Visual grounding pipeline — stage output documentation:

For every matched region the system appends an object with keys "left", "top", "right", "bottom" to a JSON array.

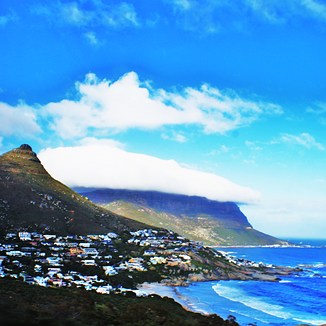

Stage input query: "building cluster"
[
  {"left": 218, "top": 250, "right": 272, "bottom": 268},
  {"left": 0, "top": 228, "right": 205, "bottom": 293}
]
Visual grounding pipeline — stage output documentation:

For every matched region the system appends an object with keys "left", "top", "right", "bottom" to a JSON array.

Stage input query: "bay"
[{"left": 141, "top": 239, "right": 326, "bottom": 326}]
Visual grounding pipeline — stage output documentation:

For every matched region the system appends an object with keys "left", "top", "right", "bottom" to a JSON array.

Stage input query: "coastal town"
[{"left": 0, "top": 228, "right": 275, "bottom": 294}]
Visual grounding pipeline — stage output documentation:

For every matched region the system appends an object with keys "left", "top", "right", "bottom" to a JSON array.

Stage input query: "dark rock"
[{"left": 19, "top": 144, "right": 33, "bottom": 151}]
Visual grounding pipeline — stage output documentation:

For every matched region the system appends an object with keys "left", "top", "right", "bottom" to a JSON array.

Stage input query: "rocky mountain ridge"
[{"left": 77, "top": 188, "right": 287, "bottom": 246}]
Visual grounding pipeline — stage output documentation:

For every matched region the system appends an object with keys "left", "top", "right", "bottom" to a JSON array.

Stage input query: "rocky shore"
[
  {"left": 137, "top": 265, "right": 303, "bottom": 319},
  {"left": 158, "top": 265, "right": 301, "bottom": 286}
]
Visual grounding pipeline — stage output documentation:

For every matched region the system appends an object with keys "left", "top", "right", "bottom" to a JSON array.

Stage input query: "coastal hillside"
[
  {"left": 77, "top": 188, "right": 286, "bottom": 246},
  {"left": 0, "top": 144, "right": 284, "bottom": 285},
  {"left": 0, "top": 144, "right": 293, "bottom": 325},
  {"left": 0, "top": 144, "right": 144, "bottom": 235},
  {"left": 0, "top": 278, "right": 238, "bottom": 326}
]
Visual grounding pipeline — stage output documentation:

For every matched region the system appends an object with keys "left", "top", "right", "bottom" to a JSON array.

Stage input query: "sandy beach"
[{"left": 137, "top": 282, "right": 213, "bottom": 315}]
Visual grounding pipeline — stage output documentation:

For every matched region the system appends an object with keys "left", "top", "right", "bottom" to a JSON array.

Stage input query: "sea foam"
[{"left": 212, "top": 283, "right": 294, "bottom": 320}]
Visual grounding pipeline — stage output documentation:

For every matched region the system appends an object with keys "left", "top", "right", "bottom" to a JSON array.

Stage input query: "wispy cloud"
[
  {"left": 244, "top": 0, "right": 288, "bottom": 24},
  {"left": 0, "top": 102, "right": 41, "bottom": 138},
  {"left": 32, "top": 1, "right": 139, "bottom": 29},
  {"left": 0, "top": 11, "right": 18, "bottom": 27},
  {"left": 207, "top": 145, "right": 231, "bottom": 156},
  {"left": 102, "top": 2, "right": 139, "bottom": 28},
  {"left": 84, "top": 31, "right": 99, "bottom": 46},
  {"left": 42, "top": 71, "right": 282, "bottom": 139},
  {"left": 166, "top": 0, "right": 229, "bottom": 34},
  {"left": 162, "top": 132, "right": 188, "bottom": 143},
  {"left": 307, "top": 105, "right": 326, "bottom": 115},
  {"left": 301, "top": 0, "right": 326, "bottom": 20},
  {"left": 306, "top": 102, "right": 326, "bottom": 125},
  {"left": 279, "top": 132, "right": 325, "bottom": 150},
  {"left": 171, "top": 0, "right": 192, "bottom": 11},
  {"left": 38, "top": 138, "right": 260, "bottom": 203},
  {"left": 247, "top": 0, "right": 326, "bottom": 22},
  {"left": 245, "top": 140, "right": 263, "bottom": 151},
  {"left": 165, "top": 0, "right": 326, "bottom": 34}
]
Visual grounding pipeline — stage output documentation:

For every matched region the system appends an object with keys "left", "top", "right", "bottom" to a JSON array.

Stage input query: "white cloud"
[
  {"left": 242, "top": 198, "right": 326, "bottom": 238},
  {"left": 162, "top": 132, "right": 188, "bottom": 143},
  {"left": 61, "top": 2, "right": 88, "bottom": 26},
  {"left": 33, "top": 1, "right": 139, "bottom": 29},
  {"left": 43, "top": 71, "right": 282, "bottom": 139},
  {"left": 174, "top": 133, "right": 187, "bottom": 143},
  {"left": 38, "top": 139, "right": 260, "bottom": 204},
  {"left": 0, "top": 102, "right": 42, "bottom": 138},
  {"left": 84, "top": 31, "right": 99, "bottom": 46},
  {"left": 280, "top": 132, "right": 325, "bottom": 150}
]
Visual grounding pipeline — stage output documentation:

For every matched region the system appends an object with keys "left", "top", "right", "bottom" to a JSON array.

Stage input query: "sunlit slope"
[{"left": 79, "top": 189, "right": 287, "bottom": 246}]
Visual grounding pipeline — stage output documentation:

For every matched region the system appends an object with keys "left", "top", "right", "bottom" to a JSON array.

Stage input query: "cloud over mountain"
[{"left": 39, "top": 139, "right": 260, "bottom": 204}]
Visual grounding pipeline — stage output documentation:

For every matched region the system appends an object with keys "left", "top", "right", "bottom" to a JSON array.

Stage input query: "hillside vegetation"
[
  {"left": 0, "top": 278, "right": 238, "bottom": 326},
  {"left": 0, "top": 145, "right": 144, "bottom": 235},
  {"left": 79, "top": 189, "right": 286, "bottom": 246}
]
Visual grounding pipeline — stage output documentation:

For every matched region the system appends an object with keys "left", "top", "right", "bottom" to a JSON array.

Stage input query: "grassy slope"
[
  {"left": 0, "top": 146, "right": 144, "bottom": 235},
  {"left": 103, "top": 201, "right": 284, "bottom": 246},
  {"left": 0, "top": 278, "right": 238, "bottom": 326}
]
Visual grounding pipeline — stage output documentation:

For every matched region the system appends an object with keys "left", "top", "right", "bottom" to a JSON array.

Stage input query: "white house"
[
  {"left": 18, "top": 232, "right": 32, "bottom": 241},
  {"left": 103, "top": 266, "right": 118, "bottom": 276},
  {"left": 96, "top": 285, "right": 113, "bottom": 294}
]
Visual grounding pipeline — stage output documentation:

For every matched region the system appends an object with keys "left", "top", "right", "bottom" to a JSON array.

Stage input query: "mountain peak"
[
  {"left": 0, "top": 145, "right": 144, "bottom": 235},
  {"left": 19, "top": 144, "right": 33, "bottom": 151},
  {"left": 12, "top": 144, "right": 40, "bottom": 163},
  {"left": 0, "top": 144, "right": 43, "bottom": 174}
]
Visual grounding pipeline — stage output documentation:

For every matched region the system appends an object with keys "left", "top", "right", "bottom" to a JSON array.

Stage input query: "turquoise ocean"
[{"left": 173, "top": 239, "right": 326, "bottom": 325}]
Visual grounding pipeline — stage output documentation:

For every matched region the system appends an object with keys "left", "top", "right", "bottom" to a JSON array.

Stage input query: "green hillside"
[
  {"left": 0, "top": 278, "right": 238, "bottom": 326},
  {"left": 103, "top": 200, "right": 286, "bottom": 246}
]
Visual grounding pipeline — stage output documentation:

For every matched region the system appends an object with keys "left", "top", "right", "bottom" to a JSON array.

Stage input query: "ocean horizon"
[{"left": 140, "top": 238, "right": 326, "bottom": 326}]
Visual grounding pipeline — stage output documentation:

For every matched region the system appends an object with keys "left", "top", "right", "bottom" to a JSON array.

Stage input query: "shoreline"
[
  {"left": 137, "top": 282, "right": 213, "bottom": 316},
  {"left": 136, "top": 263, "right": 300, "bottom": 314},
  {"left": 135, "top": 245, "right": 326, "bottom": 326},
  {"left": 135, "top": 263, "right": 307, "bottom": 316},
  {"left": 210, "top": 244, "right": 326, "bottom": 249}
]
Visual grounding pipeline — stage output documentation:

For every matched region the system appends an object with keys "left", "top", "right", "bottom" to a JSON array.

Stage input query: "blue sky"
[{"left": 1, "top": 0, "right": 326, "bottom": 238}]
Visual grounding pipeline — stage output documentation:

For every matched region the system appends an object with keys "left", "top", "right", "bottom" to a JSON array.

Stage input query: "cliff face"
[
  {"left": 78, "top": 188, "right": 285, "bottom": 246},
  {"left": 78, "top": 189, "right": 251, "bottom": 229},
  {"left": 0, "top": 145, "right": 143, "bottom": 235}
]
